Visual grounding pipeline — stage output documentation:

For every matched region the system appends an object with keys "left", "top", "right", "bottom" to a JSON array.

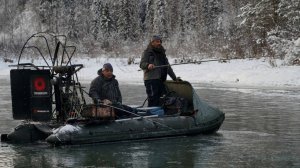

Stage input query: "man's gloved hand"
[
  {"left": 103, "top": 99, "right": 112, "bottom": 105},
  {"left": 175, "top": 77, "right": 183, "bottom": 81},
  {"left": 148, "top": 64, "right": 155, "bottom": 70}
]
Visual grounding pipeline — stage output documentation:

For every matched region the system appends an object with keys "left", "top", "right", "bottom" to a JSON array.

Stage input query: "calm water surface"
[{"left": 0, "top": 78, "right": 300, "bottom": 168}]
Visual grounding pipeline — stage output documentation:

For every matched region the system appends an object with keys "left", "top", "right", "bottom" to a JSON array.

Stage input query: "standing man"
[{"left": 140, "top": 35, "right": 180, "bottom": 107}]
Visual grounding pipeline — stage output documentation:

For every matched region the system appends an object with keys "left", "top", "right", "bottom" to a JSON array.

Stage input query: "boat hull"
[
  {"left": 46, "top": 113, "right": 225, "bottom": 145},
  {"left": 4, "top": 122, "right": 59, "bottom": 143}
]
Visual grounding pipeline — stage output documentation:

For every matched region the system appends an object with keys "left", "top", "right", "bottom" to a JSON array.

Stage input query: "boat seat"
[{"left": 163, "top": 81, "right": 194, "bottom": 114}]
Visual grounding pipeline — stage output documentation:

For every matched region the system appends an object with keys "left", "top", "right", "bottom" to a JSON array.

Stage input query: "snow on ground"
[{"left": 1, "top": 57, "right": 300, "bottom": 90}]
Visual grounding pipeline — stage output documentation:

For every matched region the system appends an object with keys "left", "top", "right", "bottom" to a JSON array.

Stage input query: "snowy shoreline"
[{"left": 1, "top": 57, "right": 300, "bottom": 91}]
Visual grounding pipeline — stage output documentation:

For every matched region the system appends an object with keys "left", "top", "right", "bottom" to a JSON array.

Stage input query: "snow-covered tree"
[
  {"left": 115, "top": 0, "right": 141, "bottom": 41},
  {"left": 99, "top": 3, "right": 114, "bottom": 39},
  {"left": 267, "top": 0, "right": 300, "bottom": 64},
  {"left": 90, "top": 0, "right": 103, "bottom": 41},
  {"left": 237, "top": 0, "right": 279, "bottom": 57}
]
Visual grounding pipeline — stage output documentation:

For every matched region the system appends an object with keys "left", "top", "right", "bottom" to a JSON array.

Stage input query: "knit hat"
[
  {"left": 151, "top": 35, "right": 162, "bottom": 42},
  {"left": 102, "top": 63, "right": 113, "bottom": 71}
]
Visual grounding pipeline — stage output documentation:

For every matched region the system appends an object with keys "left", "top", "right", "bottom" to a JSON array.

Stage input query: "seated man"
[{"left": 89, "top": 63, "right": 135, "bottom": 118}]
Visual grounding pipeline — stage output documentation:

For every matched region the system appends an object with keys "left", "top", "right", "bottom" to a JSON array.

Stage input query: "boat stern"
[{"left": 6, "top": 122, "right": 49, "bottom": 143}]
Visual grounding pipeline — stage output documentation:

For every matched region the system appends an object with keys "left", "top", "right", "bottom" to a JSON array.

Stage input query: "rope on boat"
[{"left": 98, "top": 103, "right": 177, "bottom": 132}]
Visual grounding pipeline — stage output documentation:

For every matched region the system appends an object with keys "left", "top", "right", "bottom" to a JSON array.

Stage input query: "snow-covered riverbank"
[{"left": 1, "top": 57, "right": 300, "bottom": 90}]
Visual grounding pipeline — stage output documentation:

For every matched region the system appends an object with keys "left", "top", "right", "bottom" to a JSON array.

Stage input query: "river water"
[{"left": 0, "top": 78, "right": 300, "bottom": 168}]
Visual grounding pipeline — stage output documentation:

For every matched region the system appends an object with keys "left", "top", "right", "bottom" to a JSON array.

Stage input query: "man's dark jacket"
[
  {"left": 140, "top": 46, "right": 176, "bottom": 81},
  {"left": 89, "top": 69, "right": 122, "bottom": 104}
]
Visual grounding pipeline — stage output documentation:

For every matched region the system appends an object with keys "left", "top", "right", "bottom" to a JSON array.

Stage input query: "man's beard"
[{"left": 153, "top": 45, "right": 165, "bottom": 53}]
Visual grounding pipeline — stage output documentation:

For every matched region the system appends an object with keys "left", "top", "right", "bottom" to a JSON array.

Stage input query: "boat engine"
[{"left": 10, "top": 68, "right": 52, "bottom": 121}]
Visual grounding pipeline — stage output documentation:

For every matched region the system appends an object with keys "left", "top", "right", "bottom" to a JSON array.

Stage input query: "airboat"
[{"left": 0, "top": 32, "right": 225, "bottom": 145}]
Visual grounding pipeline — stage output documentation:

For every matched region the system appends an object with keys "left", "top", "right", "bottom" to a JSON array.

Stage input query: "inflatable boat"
[{"left": 1, "top": 33, "right": 225, "bottom": 145}]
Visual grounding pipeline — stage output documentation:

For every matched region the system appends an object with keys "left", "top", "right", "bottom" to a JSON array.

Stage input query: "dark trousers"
[{"left": 144, "top": 79, "right": 166, "bottom": 107}]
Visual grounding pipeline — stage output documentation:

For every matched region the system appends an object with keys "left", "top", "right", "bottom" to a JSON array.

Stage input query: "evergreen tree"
[
  {"left": 115, "top": 0, "right": 140, "bottom": 41},
  {"left": 144, "top": 0, "right": 155, "bottom": 37},
  {"left": 100, "top": 3, "right": 114, "bottom": 39},
  {"left": 267, "top": 0, "right": 300, "bottom": 62},
  {"left": 153, "top": 0, "right": 168, "bottom": 38},
  {"left": 91, "top": 0, "right": 102, "bottom": 41}
]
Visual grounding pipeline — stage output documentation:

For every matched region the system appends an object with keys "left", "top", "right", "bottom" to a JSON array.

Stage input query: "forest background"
[{"left": 0, "top": 0, "right": 299, "bottom": 65}]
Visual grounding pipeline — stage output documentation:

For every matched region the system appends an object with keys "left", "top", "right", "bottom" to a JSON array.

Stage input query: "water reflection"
[{"left": 8, "top": 135, "right": 225, "bottom": 168}]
